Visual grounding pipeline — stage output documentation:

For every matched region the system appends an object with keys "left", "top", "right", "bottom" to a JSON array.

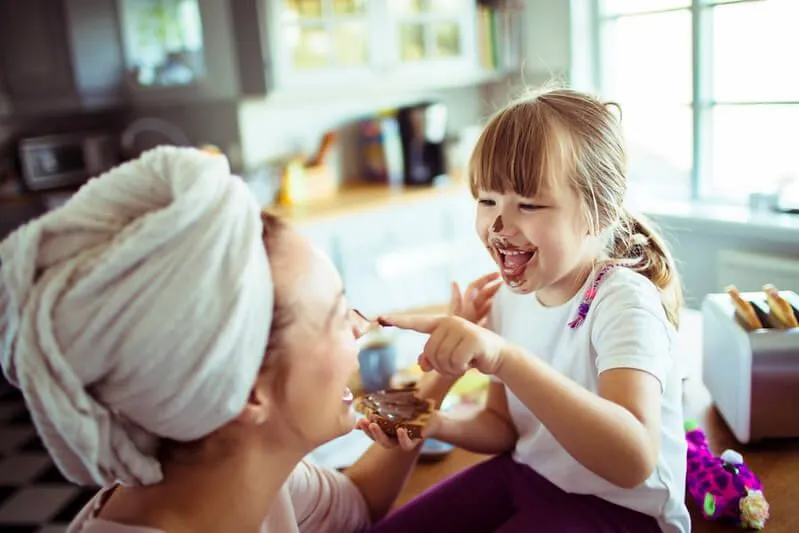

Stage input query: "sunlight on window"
[
  {"left": 121, "top": 0, "right": 204, "bottom": 87},
  {"left": 601, "top": 9, "right": 693, "bottom": 200},
  {"left": 713, "top": 0, "right": 799, "bottom": 103},
  {"left": 602, "top": 0, "right": 689, "bottom": 16},
  {"left": 621, "top": 104, "right": 693, "bottom": 201},
  {"left": 706, "top": 105, "right": 799, "bottom": 201},
  {"left": 601, "top": 10, "right": 692, "bottom": 104}
]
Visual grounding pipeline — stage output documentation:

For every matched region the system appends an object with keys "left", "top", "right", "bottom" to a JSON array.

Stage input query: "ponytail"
[{"left": 610, "top": 209, "right": 683, "bottom": 329}]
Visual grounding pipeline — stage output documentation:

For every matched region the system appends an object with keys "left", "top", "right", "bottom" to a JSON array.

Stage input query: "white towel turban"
[{"left": 0, "top": 146, "right": 273, "bottom": 487}]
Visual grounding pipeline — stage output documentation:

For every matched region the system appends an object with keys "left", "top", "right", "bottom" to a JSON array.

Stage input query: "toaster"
[{"left": 701, "top": 289, "right": 799, "bottom": 443}]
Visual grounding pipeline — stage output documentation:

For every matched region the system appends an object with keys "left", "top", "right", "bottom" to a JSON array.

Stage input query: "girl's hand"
[
  {"left": 378, "top": 314, "right": 509, "bottom": 377},
  {"left": 449, "top": 272, "right": 502, "bottom": 326},
  {"left": 355, "top": 413, "right": 443, "bottom": 451}
]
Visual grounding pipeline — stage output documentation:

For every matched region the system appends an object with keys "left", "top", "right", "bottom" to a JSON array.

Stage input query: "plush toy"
[{"left": 685, "top": 420, "right": 770, "bottom": 529}]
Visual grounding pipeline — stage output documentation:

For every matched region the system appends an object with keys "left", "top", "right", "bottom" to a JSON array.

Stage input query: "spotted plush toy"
[{"left": 685, "top": 420, "right": 770, "bottom": 529}]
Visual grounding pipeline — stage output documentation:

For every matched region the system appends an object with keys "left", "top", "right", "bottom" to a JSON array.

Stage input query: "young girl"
[{"left": 368, "top": 88, "right": 690, "bottom": 533}]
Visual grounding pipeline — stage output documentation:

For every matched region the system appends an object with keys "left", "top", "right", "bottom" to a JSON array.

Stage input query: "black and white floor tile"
[{"left": 0, "top": 378, "right": 98, "bottom": 532}]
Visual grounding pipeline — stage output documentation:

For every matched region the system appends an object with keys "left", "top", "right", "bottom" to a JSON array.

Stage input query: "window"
[
  {"left": 598, "top": 0, "right": 798, "bottom": 204},
  {"left": 120, "top": 0, "right": 205, "bottom": 87}
]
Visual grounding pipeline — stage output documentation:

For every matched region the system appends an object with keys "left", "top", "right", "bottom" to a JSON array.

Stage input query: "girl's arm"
[
  {"left": 430, "top": 381, "right": 517, "bottom": 454},
  {"left": 496, "top": 347, "right": 662, "bottom": 489},
  {"left": 379, "top": 281, "right": 670, "bottom": 491}
]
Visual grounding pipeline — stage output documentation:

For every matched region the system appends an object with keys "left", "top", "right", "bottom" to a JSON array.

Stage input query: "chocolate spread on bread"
[
  {"left": 359, "top": 389, "right": 431, "bottom": 422},
  {"left": 355, "top": 388, "right": 434, "bottom": 439}
]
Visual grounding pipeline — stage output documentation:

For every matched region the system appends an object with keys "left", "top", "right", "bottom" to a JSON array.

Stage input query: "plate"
[{"left": 420, "top": 438, "right": 454, "bottom": 462}]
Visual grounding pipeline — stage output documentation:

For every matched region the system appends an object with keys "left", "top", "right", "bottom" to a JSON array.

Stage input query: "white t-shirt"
[{"left": 490, "top": 267, "right": 690, "bottom": 533}]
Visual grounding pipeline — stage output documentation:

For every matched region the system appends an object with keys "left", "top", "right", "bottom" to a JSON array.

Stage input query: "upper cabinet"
[
  {"left": 0, "top": 0, "right": 126, "bottom": 115},
  {"left": 262, "top": 0, "right": 513, "bottom": 94},
  {"left": 0, "top": 0, "right": 523, "bottom": 115}
]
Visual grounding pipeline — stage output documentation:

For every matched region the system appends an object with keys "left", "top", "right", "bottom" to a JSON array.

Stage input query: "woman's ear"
[{"left": 237, "top": 380, "right": 272, "bottom": 426}]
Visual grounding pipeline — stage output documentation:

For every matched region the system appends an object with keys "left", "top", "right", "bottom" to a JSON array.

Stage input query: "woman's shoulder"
[{"left": 67, "top": 486, "right": 162, "bottom": 533}]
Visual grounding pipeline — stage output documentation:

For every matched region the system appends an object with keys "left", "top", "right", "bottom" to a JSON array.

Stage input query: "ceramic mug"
[{"left": 357, "top": 329, "right": 397, "bottom": 393}]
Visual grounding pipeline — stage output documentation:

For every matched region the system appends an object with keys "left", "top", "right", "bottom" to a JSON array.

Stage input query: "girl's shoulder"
[
  {"left": 595, "top": 266, "right": 663, "bottom": 306},
  {"left": 586, "top": 266, "right": 674, "bottom": 334}
]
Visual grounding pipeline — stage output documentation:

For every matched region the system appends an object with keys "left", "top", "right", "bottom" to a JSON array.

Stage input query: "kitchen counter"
[{"left": 266, "top": 179, "right": 472, "bottom": 224}]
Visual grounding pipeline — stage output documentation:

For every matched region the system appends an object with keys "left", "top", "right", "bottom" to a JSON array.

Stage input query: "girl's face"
[
  {"left": 263, "top": 229, "right": 365, "bottom": 450},
  {"left": 475, "top": 181, "right": 598, "bottom": 306}
]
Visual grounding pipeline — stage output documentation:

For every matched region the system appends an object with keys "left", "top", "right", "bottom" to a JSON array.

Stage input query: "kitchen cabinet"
[
  {"left": 292, "top": 188, "right": 494, "bottom": 317},
  {"left": 265, "top": 0, "right": 376, "bottom": 90},
  {"left": 0, "top": 0, "right": 126, "bottom": 115},
  {"left": 0, "top": 67, "right": 10, "bottom": 118},
  {"left": 232, "top": 0, "right": 510, "bottom": 96},
  {"left": 383, "top": 0, "right": 479, "bottom": 82}
]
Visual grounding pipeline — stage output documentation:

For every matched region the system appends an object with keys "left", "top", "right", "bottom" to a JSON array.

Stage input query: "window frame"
[{"left": 594, "top": 0, "right": 798, "bottom": 204}]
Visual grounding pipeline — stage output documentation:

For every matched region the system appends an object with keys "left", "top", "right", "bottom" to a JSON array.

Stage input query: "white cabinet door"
[
  {"left": 442, "top": 192, "right": 496, "bottom": 288},
  {"left": 336, "top": 200, "right": 452, "bottom": 316},
  {"left": 382, "top": 0, "right": 479, "bottom": 84},
  {"left": 296, "top": 219, "right": 338, "bottom": 267},
  {"left": 266, "top": 0, "right": 380, "bottom": 91}
]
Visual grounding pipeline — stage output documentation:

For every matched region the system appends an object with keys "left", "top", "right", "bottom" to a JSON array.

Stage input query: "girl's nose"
[
  {"left": 490, "top": 212, "right": 518, "bottom": 237},
  {"left": 492, "top": 215, "right": 504, "bottom": 233}
]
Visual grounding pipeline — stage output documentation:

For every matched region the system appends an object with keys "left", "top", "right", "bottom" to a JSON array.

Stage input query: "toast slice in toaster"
[
  {"left": 726, "top": 285, "right": 763, "bottom": 331},
  {"left": 763, "top": 284, "right": 799, "bottom": 328}
]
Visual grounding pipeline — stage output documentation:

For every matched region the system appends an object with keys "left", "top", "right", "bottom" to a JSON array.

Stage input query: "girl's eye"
[
  {"left": 478, "top": 198, "right": 496, "bottom": 206},
  {"left": 519, "top": 203, "right": 540, "bottom": 211}
]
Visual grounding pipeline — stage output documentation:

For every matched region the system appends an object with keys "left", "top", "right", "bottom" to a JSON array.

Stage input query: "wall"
[
  {"left": 524, "top": 0, "right": 572, "bottom": 79},
  {"left": 647, "top": 212, "right": 799, "bottom": 308},
  {"left": 123, "top": 100, "right": 242, "bottom": 169},
  {"left": 237, "top": 84, "right": 492, "bottom": 172}
]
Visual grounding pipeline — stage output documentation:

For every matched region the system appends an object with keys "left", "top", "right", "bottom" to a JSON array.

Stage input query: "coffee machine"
[{"left": 396, "top": 101, "right": 448, "bottom": 186}]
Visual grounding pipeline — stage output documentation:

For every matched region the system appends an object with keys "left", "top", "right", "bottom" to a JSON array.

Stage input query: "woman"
[{"left": 0, "top": 147, "right": 495, "bottom": 533}]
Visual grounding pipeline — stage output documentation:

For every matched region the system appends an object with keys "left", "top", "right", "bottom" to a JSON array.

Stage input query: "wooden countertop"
[{"left": 266, "top": 179, "right": 472, "bottom": 224}]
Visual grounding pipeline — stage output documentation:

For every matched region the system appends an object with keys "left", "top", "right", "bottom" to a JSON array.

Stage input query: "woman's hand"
[
  {"left": 449, "top": 272, "right": 502, "bottom": 326},
  {"left": 355, "top": 413, "right": 443, "bottom": 451},
  {"left": 378, "top": 314, "right": 510, "bottom": 377}
]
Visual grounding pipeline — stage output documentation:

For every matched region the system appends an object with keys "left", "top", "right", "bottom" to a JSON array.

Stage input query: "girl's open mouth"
[{"left": 496, "top": 247, "right": 537, "bottom": 277}]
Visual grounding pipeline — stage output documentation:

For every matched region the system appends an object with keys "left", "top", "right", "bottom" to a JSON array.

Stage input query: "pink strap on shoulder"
[{"left": 568, "top": 264, "right": 623, "bottom": 329}]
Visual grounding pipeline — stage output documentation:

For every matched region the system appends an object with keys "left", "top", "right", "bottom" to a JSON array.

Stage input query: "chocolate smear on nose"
[{"left": 492, "top": 215, "right": 503, "bottom": 233}]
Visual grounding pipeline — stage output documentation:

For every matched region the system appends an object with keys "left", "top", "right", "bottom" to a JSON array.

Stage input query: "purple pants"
[{"left": 369, "top": 453, "right": 661, "bottom": 533}]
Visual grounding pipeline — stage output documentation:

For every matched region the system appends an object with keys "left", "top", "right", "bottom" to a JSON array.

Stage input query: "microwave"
[{"left": 18, "top": 132, "right": 119, "bottom": 191}]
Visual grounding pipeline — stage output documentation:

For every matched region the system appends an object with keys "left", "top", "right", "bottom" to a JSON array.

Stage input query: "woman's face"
[{"left": 266, "top": 229, "right": 364, "bottom": 449}]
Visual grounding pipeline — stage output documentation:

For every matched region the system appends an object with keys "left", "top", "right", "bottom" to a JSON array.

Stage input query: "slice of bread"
[
  {"left": 354, "top": 388, "right": 435, "bottom": 440},
  {"left": 726, "top": 285, "right": 763, "bottom": 331},
  {"left": 763, "top": 284, "right": 799, "bottom": 328}
]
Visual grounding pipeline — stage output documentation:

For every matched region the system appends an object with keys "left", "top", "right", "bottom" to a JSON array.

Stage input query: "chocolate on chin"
[{"left": 354, "top": 388, "right": 434, "bottom": 440}]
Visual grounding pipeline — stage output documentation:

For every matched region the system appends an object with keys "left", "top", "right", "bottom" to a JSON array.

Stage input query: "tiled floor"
[{"left": 0, "top": 378, "right": 98, "bottom": 532}]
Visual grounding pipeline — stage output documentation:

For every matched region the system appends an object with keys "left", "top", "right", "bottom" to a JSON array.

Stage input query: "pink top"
[{"left": 67, "top": 460, "right": 371, "bottom": 533}]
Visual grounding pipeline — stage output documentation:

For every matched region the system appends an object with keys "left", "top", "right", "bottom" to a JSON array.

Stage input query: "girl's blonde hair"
[{"left": 469, "top": 87, "right": 683, "bottom": 329}]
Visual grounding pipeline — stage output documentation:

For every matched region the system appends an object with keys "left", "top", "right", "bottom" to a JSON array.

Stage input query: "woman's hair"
[
  {"left": 159, "top": 211, "right": 293, "bottom": 463},
  {"left": 469, "top": 87, "right": 683, "bottom": 329}
]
